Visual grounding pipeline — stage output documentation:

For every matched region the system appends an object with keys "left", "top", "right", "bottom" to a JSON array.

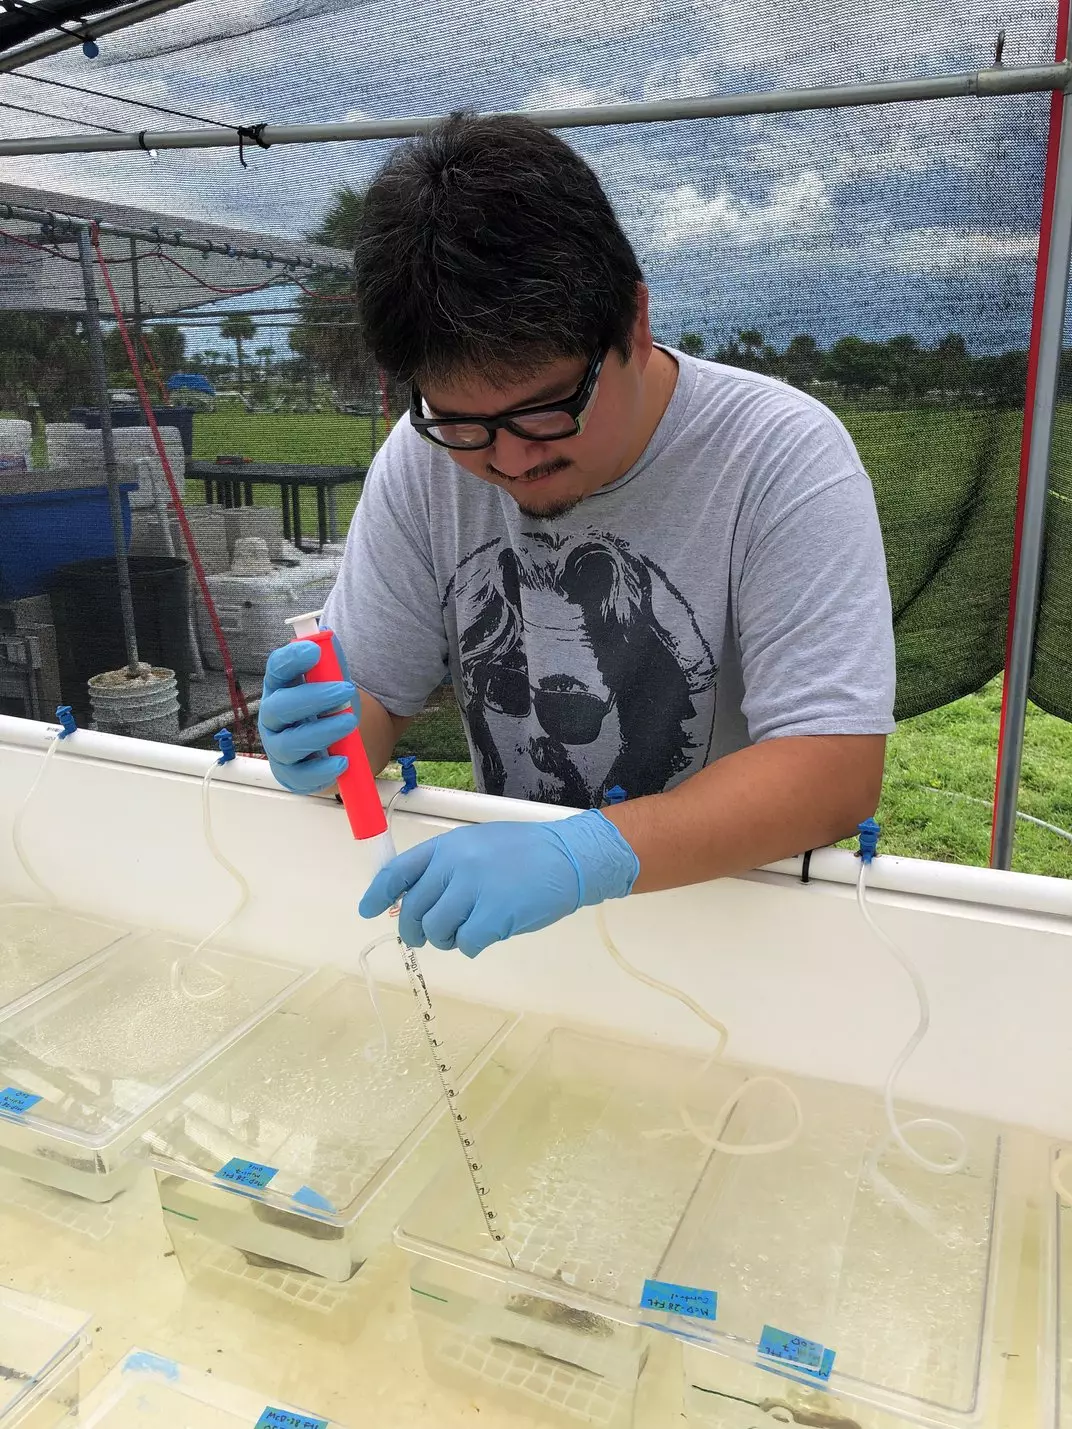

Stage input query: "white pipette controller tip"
[{"left": 285, "top": 609, "right": 325, "bottom": 639}]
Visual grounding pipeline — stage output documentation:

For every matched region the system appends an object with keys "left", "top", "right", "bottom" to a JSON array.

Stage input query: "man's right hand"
[{"left": 258, "top": 640, "right": 360, "bottom": 795}]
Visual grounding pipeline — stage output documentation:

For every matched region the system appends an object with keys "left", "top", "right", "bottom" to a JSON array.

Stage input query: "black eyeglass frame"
[{"left": 409, "top": 345, "right": 609, "bottom": 451}]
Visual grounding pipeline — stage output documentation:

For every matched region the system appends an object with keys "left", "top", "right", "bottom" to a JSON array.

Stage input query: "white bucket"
[
  {"left": 229, "top": 536, "right": 273, "bottom": 576},
  {"left": 88, "top": 664, "right": 180, "bottom": 743},
  {"left": 0, "top": 419, "right": 32, "bottom": 471}
]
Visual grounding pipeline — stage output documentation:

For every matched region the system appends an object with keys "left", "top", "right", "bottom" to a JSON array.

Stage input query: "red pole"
[
  {"left": 92, "top": 226, "right": 254, "bottom": 749},
  {"left": 990, "top": 0, "right": 1071, "bottom": 863}
]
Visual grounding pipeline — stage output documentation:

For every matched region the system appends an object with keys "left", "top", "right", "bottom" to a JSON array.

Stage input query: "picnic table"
[{"left": 187, "top": 460, "right": 365, "bottom": 551}]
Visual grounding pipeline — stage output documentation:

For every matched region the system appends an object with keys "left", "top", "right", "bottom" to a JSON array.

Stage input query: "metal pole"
[
  {"left": 0, "top": 202, "right": 350, "bottom": 276},
  {"left": 0, "top": 0, "right": 201, "bottom": 72},
  {"left": 991, "top": 87, "right": 1072, "bottom": 867},
  {"left": 0, "top": 61, "right": 1067, "bottom": 157},
  {"left": 77, "top": 228, "right": 141, "bottom": 677}
]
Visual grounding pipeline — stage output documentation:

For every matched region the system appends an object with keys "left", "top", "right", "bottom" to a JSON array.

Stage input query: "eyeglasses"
[
  {"left": 481, "top": 665, "right": 615, "bottom": 746},
  {"left": 410, "top": 346, "right": 608, "bottom": 452}
]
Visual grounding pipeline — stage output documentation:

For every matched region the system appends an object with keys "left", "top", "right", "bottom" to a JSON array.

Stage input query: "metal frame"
[
  {"left": 76, "top": 226, "right": 141, "bottom": 676},
  {"left": 0, "top": 59, "right": 1066, "bottom": 156},
  {"left": 0, "top": 198, "right": 351, "bottom": 275},
  {"left": 0, "top": 0, "right": 201, "bottom": 74},
  {"left": 2, "top": 200, "right": 350, "bottom": 707},
  {"left": 2, "top": 52, "right": 1069, "bottom": 852}
]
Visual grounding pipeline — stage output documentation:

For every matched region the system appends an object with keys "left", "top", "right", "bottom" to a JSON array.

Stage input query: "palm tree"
[
  {"left": 219, "top": 314, "right": 257, "bottom": 392},
  {"left": 291, "top": 188, "right": 376, "bottom": 406},
  {"left": 255, "top": 345, "right": 273, "bottom": 384}
]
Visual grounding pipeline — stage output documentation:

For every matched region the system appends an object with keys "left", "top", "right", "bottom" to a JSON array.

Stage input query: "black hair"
[{"left": 354, "top": 110, "right": 645, "bottom": 387}]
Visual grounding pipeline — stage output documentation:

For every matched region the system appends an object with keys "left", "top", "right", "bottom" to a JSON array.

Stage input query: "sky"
[{"left": 0, "top": 0, "right": 1063, "bottom": 356}]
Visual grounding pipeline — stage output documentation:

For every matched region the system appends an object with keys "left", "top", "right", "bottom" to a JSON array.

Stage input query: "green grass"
[{"left": 191, "top": 412, "right": 380, "bottom": 536}]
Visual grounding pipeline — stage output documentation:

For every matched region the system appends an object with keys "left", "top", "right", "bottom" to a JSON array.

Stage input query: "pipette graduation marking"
[{"left": 398, "top": 935, "right": 515, "bottom": 1269}]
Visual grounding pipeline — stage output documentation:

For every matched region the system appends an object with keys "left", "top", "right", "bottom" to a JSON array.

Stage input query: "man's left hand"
[{"left": 358, "top": 810, "right": 639, "bottom": 958}]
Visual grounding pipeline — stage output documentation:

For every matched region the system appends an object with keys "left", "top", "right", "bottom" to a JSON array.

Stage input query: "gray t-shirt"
[{"left": 321, "top": 349, "right": 896, "bottom": 808}]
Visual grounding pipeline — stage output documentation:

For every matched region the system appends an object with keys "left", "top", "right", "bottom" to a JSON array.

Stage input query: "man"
[{"left": 259, "top": 111, "right": 896, "bottom": 957}]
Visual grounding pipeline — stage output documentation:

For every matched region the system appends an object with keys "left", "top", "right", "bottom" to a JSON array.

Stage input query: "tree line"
[{"left": 676, "top": 329, "right": 1037, "bottom": 408}]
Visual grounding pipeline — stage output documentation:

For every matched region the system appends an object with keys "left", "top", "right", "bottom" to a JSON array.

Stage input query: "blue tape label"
[
  {"left": 254, "top": 1409, "right": 328, "bottom": 1429},
  {"left": 758, "top": 1325, "right": 835, "bottom": 1380},
  {"left": 123, "top": 1351, "right": 180, "bottom": 1381},
  {"left": 0, "top": 1086, "right": 40, "bottom": 1115},
  {"left": 292, "top": 1185, "right": 336, "bottom": 1214},
  {"left": 640, "top": 1279, "right": 717, "bottom": 1321},
  {"left": 216, "top": 1158, "right": 277, "bottom": 1190}
]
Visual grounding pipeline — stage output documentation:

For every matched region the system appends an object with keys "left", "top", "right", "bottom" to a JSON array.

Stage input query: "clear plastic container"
[
  {"left": 71, "top": 1347, "right": 348, "bottom": 1427},
  {"left": 0, "top": 932, "right": 312, "bottom": 1201},
  {"left": 396, "top": 1027, "right": 752, "bottom": 1429},
  {"left": 145, "top": 971, "right": 512, "bottom": 1339},
  {"left": 397, "top": 1028, "right": 1017, "bottom": 1429},
  {"left": 0, "top": 1285, "right": 90, "bottom": 1428},
  {"left": 666, "top": 1075, "right": 1015, "bottom": 1429},
  {"left": 0, "top": 905, "right": 129, "bottom": 1019}
]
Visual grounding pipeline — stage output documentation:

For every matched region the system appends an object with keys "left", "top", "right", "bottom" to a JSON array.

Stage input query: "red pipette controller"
[{"left": 284, "top": 611, "right": 394, "bottom": 865}]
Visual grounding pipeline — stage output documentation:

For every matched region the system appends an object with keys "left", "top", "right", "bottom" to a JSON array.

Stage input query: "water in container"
[
  {"left": 0, "top": 932, "right": 312, "bottom": 1201},
  {"left": 397, "top": 1025, "right": 1023, "bottom": 1429},
  {"left": 0, "top": 1285, "right": 90, "bottom": 1429},
  {"left": 665, "top": 1072, "right": 1014, "bottom": 1428},
  {"left": 1052, "top": 1149, "right": 1072, "bottom": 1429},
  {"left": 145, "top": 969, "right": 512, "bottom": 1338},
  {"left": 0, "top": 906, "right": 129, "bottom": 1020},
  {"left": 396, "top": 1026, "right": 753, "bottom": 1428}
]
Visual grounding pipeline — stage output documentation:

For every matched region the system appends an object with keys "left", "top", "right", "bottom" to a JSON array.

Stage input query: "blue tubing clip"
[
  {"left": 55, "top": 706, "right": 77, "bottom": 739},
  {"left": 604, "top": 785, "right": 627, "bottom": 805},
  {"left": 857, "top": 817, "right": 881, "bottom": 865},
  {"left": 214, "top": 729, "right": 236, "bottom": 764},
  {"left": 399, "top": 754, "right": 418, "bottom": 794}
]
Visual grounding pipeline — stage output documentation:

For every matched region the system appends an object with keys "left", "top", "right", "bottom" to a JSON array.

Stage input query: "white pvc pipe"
[
  {"left": 2, "top": 714, "right": 1070, "bottom": 921},
  {"left": 0, "top": 62, "right": 1066, "bottom": 157}
]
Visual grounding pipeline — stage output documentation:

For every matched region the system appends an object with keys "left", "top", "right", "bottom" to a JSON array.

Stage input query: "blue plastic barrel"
[{"left": 0, "top": 484, "right": 136, "bottom": 600}]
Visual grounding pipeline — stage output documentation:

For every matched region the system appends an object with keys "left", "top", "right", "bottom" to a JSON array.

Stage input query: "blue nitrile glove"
[
  {"left": 258, "top": 638, "right": 359, "bottom": 795},
  {"left": 359, "top": 810, "right": 640, "bottom": 958}
]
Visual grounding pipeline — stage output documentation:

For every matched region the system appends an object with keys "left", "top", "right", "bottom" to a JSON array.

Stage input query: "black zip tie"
[
  {"left": 800, "top": 849, "right": 813, "bottom": 884},
  {"left": 137, "top": 130, "right": 149, "bottom": 152},
  {"left": 237, "top": 123, "right": 272, "bottom": 169},
  {"left": 994, "top": 28, "right": 1006, "bottom": 66}
]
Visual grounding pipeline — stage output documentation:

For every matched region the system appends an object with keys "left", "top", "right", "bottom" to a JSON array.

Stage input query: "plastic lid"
[
  {"left": 0, "top": 1285, "right": 90, "bottom": 1424},
  {"left": 397, "top": 1029, "right": 1008, "bottom": 1428},
  {"left": 0, "top": 933, "right": 312, "bottom": 1152},
  {"left": 284, "top": 609, "right": 323, "bottom": 638},
  {"left": 145, "top": 974, "right": 510, "bottom": 1223},
  {"left": 73, "top": 1348, "right": 347, "bottom": 1427},
  {"left": 0, "top": 907, "right": 128, "bottom": 1021}
]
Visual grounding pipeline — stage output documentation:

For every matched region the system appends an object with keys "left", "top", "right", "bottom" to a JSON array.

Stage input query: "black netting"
[
  {"left": 1032, "top": 336, "right": 1072, "bottom": 721},
  {"left": 0, "top": 0, "right": 1065, "bottom": 738}
]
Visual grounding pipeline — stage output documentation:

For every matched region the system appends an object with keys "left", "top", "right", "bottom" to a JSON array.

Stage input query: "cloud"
[
  {"left": 691, "top": 0, "right": 1056, "bottom": 86},
  {"left": 647, "top": 170, "right": 832, "bottom": 250},
  {"left": 882, "top": 225, "right": 1039, "bottom": 271},
  {"left": 523, "top": 78, "right": 626, "bottom": 110}
]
